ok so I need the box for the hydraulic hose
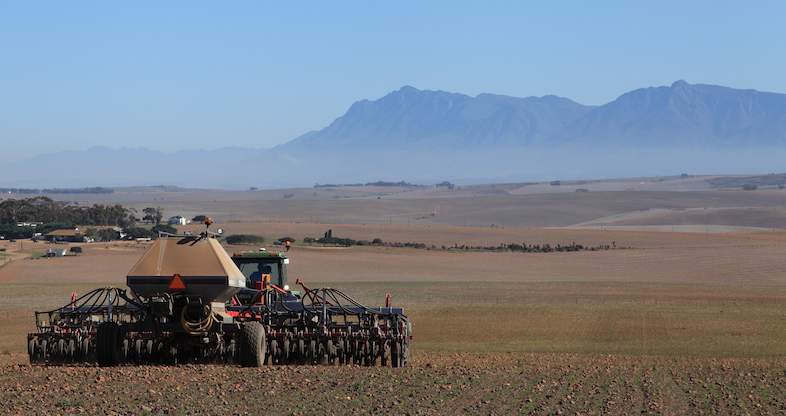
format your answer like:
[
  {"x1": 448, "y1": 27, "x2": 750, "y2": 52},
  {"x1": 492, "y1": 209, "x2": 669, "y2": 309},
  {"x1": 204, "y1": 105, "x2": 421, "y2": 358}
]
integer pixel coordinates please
[{"x1": 180, "y1": 303, "x2": 215, "y2": 335}]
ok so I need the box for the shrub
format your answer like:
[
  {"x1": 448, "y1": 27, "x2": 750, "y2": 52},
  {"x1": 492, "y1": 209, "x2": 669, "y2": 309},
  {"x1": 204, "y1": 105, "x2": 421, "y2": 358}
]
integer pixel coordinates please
[
  {"x1": 124, "y1": 227, "x2": 154, "y2": 239},
  {"x1": 95, "y1": 228, "x2": 120, "y2": 242},
  {"x1": 225, "y1": 234, "x2": 265, "y2": 245},
  {"x1": 151, "y1": 224, "x2": 178, "y2": 236}
]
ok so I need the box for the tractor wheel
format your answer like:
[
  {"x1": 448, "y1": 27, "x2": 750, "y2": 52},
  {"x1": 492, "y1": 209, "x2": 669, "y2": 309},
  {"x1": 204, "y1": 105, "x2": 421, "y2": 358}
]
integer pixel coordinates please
[
  {"x1": 226, "y1": 338, "x2": 236, "y2": 364},
  {"x1": 308, "y1": 339, "x2": 316, "y2": 364},
  {"x1": 298, "y1": 338, "x2": 306, "y2": 364},
  {"x1": 57, "y1": 339, "x2": 66, "y2": 361},
  {"x1": 134, "y1": 339, "x2": 143, "y2": 363},
  {"x1": 391, "y1": 340, "x2": 400, "y2": 368},
  {"x1": 369, "y1": 341, "x2": 379, "y2": 366},
  {"x1": 326, "y1": 340, "x2": 334, "y2": 364},
  {"x1": 361, "y1": 340, "x2": 370, "y2": 366},
  {"x1": 238, "y1": 321, "x2": 266, "y2": 367},
  {"x1": 352, "y1": 339, "x2": 361, "y2": 365},
  {"x1": 381, "y1": 340, "x2": 390, "y2": 367},
  {"x1": 270, "y1": 340, "x2": 279, "y2": 365},
  {"x1": 96, "y1": 322, "x2": 121, "y2": 367},
  {"x1": 27, "y1": 338, "x2": 38, "y2": 363},
  {"x1": 81, "y1": 337, "x2": 90, "y2": 359},
  {"x1": 319, "y1": 342, "x2": 329, "y2": 365},
  {"x1": 40, "y1": 340, "x2": 48, "y2": 361},
  {"x1": 121, "y1": 339, "x2": 129, "y2": 361},
  {"x1": 68, "y1": 339, "x2": 76, "y2": 361},
  {"x1": 401, "y1": 339, "x2": 410, "y2": 367}
]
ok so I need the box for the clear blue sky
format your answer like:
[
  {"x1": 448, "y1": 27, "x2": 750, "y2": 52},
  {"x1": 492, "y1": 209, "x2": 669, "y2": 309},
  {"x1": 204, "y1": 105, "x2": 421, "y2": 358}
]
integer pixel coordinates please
[{"x1": 1, "y1": 1, "x2": 784, "y2": 160}]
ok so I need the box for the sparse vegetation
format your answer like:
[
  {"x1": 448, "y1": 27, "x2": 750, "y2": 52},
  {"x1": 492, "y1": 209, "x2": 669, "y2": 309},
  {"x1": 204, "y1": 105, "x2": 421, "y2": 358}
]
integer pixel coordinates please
[
  {"x1": 708, "y1": 173, "x2": 786, "y2": 189},
  {"x1": 0, "y1": 187, "x2": 113, "y2": 194},
  {"x1": 225, "y1": 234, "x2": 265, "y2": 245},
  {"x1": 314, "y1": 180, "x2": 423, "y2": 188},
  {"x1": 435, "y1": 181, "x2": 455, "y2": 190},
  {"x1": 302, "y1": 230, "x2": 618, "y2": 253}
]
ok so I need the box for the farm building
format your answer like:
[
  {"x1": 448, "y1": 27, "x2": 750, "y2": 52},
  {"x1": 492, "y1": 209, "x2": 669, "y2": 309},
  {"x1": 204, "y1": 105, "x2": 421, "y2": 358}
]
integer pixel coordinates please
[
  {"x1": 45, "y1": 228, "x2": 86, "y2": 243},
  {"x1": 167, "y1": 216, "x2": 189, "y2": 226}
]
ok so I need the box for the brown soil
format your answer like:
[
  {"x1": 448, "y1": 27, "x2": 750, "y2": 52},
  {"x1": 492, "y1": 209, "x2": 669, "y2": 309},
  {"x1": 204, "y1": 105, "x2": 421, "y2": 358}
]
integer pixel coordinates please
[{"x1": 1, "y1": 353, "x2": 784, "y2": 415}]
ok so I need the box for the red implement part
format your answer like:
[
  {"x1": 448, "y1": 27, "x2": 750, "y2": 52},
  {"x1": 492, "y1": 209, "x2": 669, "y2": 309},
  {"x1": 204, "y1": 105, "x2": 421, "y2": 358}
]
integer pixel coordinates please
[{"x1": 169, "y1": 274, "x2": 186, "y2": 290}]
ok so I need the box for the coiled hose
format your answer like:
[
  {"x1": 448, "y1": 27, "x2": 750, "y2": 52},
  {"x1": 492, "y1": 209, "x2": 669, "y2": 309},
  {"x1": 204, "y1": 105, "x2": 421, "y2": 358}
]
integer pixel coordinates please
[{"x1": 180, "y1": 303, "x2": 215, "y2": 335}]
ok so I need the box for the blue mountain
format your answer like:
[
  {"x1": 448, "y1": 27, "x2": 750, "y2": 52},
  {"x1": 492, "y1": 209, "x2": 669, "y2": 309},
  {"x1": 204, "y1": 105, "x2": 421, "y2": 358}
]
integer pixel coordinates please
[{"x1": 280, "y1": 81, "x2": 786, "y2": 151}]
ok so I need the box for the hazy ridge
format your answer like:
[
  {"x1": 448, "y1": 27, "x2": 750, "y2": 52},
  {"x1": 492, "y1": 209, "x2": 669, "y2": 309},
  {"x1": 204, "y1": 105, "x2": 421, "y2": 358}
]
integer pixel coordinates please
[{"x1": 5, "y1": 81, "x2": 786, "y2": 188}]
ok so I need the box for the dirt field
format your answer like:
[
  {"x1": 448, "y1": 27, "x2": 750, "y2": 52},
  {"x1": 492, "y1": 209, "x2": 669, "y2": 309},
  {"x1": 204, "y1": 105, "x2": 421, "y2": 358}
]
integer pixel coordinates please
[
  {"x1": 30, "y1": 184, "x2": 786, "y2": 228},
  {"x1": 0, "y1": 182, "x2": 786, "y2": 414},
  {"x1": 2, "y1": 353, "x2": 784, "y2": 415},
  {"x1": 1, "y1": 213, "x2": 786, "y2": 412}
]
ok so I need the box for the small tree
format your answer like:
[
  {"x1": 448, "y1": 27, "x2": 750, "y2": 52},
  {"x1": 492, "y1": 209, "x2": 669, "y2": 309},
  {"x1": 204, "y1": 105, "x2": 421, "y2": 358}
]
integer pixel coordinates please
[
  {"x1": 95, "y1": 228, "x2": 119, "y2": 242},
  {"x1": 142, "y1": 207, "x2": 163, "y2": 225}
]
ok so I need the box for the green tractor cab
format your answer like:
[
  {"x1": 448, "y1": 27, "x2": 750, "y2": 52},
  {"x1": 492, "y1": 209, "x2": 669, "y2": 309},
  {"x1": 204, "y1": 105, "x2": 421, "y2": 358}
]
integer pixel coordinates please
[{"x1": 230, "y1": 249, "x2": 300, "y2": 300}]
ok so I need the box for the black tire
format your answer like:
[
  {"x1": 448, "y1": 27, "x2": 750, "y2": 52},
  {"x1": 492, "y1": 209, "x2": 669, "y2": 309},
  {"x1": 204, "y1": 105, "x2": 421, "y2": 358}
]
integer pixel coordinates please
[
  {"x1": 121, "y1": 339, "x2": 129, "y2": 361},
  {"x1": 401, "y1": 339, "x2": 410, "y2": 367},
  {"x1": 391, "y1": 340, "x2": 400, "y2": 368},
  {"x1": 134, "y1": 339, "x2": 143, "y2": 364},
  {"x1": 57, "y1": 339, "x2": 66, "y2": 361},
  {"x1": 319, "y1": 342, "x2": 329, "y2": 365},
  {"x1": 337, "y1": 338, "x2": 346, "y2": 365},
  {"x1": 96, "y1": 322, "x2": 121, "y2": 367},
  {"x1": 352, "y1": 339, "x2": 361, "y2": 365},
  {"x1": 238, "y1": 322, "x2": 266, "y2": 367},
  {"x1": 27, "y1": 338, "x2": 37, "y2": 363},
  {"x1": 381, "y1": 340, "x2": 390, "y2": 367},
  {"x1": 327, "y1": 340, "x2": 336, "y2": 365},
  {"x1": 298, "y1": 338, "x2": 306, "y2": 364},
  {"x1": 270, "y1": 339, "x2": 279, "y2": 365},
  {"x1": 81, "y1": 338, "x2": 90, "y2": 359},
  {"x1": 369, "y1": 341, "x2": 379, "y2": 367},
  {"x1": 40, "y1": 340, "x2": 48, "y2": 361},
  {"x1": 309, "y1": 339, "x2": 317, "y2": 364}
]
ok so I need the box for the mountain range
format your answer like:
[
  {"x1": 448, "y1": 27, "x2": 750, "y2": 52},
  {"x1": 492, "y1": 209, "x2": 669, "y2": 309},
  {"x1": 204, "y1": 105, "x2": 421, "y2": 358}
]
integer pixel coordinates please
[
  {"x1": 5, "y1": 80, "x2": 786, "y2": 188},
  {"x1": 282, "y1": 80, "x2": 786, "y2": 151}
]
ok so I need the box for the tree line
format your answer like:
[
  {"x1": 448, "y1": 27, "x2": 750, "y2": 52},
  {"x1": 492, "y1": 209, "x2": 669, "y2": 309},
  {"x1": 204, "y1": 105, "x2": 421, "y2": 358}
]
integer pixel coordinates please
[
  {"x1": 0, "y1": 187, "x2": 113, "y2": 194},
  {"x1": 0, "y1": 197, "x2": 134, "y2": 227}
]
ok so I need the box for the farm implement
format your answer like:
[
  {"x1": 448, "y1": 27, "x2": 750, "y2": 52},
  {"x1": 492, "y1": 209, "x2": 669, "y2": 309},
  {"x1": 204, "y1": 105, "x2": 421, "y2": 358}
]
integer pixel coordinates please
[{"x1": 27, "y1": 224, "x2": 411, "y2": 367}]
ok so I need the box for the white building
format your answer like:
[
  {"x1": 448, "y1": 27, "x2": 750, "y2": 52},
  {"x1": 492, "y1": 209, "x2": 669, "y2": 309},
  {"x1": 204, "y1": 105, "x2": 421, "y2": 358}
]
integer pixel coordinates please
[{"x1": 167, "y1": 216, "x2": 189, "y2": 226}]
